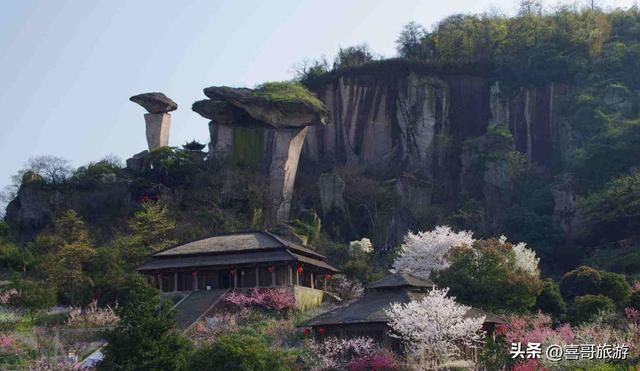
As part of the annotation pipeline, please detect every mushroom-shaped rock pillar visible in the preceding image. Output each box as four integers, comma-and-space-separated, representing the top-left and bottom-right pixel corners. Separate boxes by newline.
130, 92, 178, 150
192, 85, 327, 227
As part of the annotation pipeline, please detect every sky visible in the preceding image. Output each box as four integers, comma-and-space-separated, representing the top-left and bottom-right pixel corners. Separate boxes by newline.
0, 0, 637, 192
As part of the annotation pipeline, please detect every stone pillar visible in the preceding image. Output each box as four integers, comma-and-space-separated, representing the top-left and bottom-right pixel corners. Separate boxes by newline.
233, 272, 238, 289
173, 272, 178, 292
271, 269, 276, 287
130, 92, 178, 150
144, 113, 171, 149
193, 272, 198, 291
310, 271, 314, 289
266, 127, 309, 227
255, 266, 260, 288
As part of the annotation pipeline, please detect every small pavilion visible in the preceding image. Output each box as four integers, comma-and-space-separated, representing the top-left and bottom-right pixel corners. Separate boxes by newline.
300, 272, 505, 357
137, 231, 339, 293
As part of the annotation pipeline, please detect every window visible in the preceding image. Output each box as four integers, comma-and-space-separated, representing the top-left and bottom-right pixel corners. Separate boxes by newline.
258, 267, 273, 287
177, 272, 193, 291
161, 273, 174, 292
239, 268, 256, 288
275, 265, 289, 286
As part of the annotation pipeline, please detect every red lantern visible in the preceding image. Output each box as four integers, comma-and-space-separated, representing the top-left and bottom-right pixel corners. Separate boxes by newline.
495, 324, 506, 335
229, 269, 236, 275
267, 266, 275, 273
318, 327, 327, 335
324, 274, 332, 280
297, 266, 304, 273
157, 272, 163, 279
192, 271, 198, 278
303, 328, 311, 336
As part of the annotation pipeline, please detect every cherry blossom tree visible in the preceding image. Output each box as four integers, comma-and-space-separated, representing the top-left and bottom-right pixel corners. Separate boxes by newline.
392, 226, 475, 280
385, 288, 485, 366
499, 235, 540, 277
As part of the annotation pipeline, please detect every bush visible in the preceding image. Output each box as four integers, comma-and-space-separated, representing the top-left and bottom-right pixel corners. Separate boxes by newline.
560, 266, 602, 301
536, 279, 567, 318
599, 271, 631, 306
187, 333, 290, 371
98, 279, 192, 370
629, 291, 640, 310
570, 294, 616, 324
8, 278, 56, 312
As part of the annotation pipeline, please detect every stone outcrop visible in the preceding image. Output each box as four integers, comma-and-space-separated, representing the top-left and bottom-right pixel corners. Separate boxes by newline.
130, 92, 177, 150
130, 92, 178, 114
193, 86, 327, 227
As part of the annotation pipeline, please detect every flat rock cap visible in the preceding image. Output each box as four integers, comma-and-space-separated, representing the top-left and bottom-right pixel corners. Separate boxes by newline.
130, 92, 178, 114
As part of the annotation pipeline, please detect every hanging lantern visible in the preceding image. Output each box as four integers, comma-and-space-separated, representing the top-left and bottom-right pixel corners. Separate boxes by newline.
191, 271, 198, 278
157, 272, 164, 279
324, 274, 332, 280
495, 324, 506, 335
297, 266, 304, 273
318, 327, 327, 335
229, 269, 236, 275
303, 328, 311, 336
267, 266, 275, 273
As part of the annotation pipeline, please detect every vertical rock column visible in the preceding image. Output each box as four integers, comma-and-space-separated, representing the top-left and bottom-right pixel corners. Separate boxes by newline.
130, 92, 178, 150
192, 86, 327, 227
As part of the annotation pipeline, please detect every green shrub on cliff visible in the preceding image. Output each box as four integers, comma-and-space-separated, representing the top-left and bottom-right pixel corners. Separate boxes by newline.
253, 81, 324, 111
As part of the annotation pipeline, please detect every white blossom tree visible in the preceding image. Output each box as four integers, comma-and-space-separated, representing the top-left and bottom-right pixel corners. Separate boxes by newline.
385, 288, 485, 367
349, 237, 373, 255
499, 235, 540, 277
392, 226, 475, 280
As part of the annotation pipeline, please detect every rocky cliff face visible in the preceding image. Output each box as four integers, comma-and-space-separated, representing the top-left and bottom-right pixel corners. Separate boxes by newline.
490, 82, 566, 169
303, 73, 490, 178
300, 69, 568, 247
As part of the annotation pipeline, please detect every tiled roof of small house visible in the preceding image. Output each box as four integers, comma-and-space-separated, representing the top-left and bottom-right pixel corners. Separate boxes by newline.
367, 272, 435, 290
300, 273, 506, 327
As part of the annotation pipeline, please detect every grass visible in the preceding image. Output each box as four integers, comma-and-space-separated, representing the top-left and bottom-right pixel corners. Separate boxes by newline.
252, 81, 325, 111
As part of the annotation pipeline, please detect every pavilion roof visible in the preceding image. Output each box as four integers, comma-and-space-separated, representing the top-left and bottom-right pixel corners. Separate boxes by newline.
138, 231, 338, 272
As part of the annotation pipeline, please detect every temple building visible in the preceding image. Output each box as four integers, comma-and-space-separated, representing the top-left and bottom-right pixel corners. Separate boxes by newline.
137, 231, 339, 292
300, 272, 505, 357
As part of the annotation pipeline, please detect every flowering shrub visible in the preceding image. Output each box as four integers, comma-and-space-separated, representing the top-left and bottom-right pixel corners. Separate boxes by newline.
393, 226, 475, 280
385, 287, 485, 367
307, 336, 376, 370
346, 349, 398, 371
330, 276, 364, 302
0, 289, 19, 305
505, 313, 574, 346
0, 308, 21, 332
189, 313, 239, 347
65, 300, 119, 328
349, 238, 373, 255
223, 288, 296, 312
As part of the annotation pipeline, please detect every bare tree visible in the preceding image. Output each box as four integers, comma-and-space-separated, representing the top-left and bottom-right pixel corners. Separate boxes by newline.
26, 155, 73, 183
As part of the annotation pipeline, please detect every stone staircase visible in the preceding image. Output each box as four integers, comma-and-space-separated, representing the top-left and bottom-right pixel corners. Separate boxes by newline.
173, 289, 228, 331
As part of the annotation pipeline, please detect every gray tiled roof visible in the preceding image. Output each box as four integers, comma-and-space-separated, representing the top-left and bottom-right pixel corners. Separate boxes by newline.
137, 250, 294, 271
154, 232, 282, 257
367, 272, 435, 289
300, 287, 506, 327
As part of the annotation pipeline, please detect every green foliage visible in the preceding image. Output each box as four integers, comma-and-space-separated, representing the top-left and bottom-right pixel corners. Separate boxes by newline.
629, 291, 640, 310
118, 201, 176, 266
560, 266, 631, 306
433, 238, 543, 312
187, 333, 290, 371
560, 265, 602, 301
570, 294, 616, 324
333, 44, 375, 69
8, 277, 56, 312
72, 160, 124, 187
253, 81, 324, 111
579, 170, 640, 243
536, 279, 567, 318
599, 271, 631, 306
478, 335, 513, 371
99, 278, 192, 371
